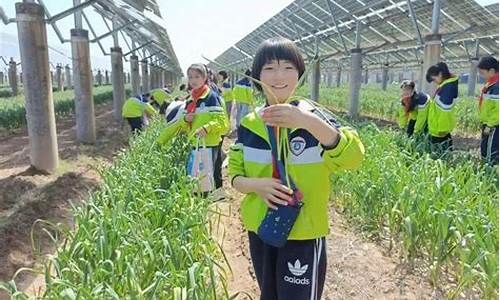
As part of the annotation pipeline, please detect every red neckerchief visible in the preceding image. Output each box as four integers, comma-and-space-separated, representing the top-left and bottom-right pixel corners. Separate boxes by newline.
191, 84, 209, 102
185, 85, 209, 126
479, 73, 499, 109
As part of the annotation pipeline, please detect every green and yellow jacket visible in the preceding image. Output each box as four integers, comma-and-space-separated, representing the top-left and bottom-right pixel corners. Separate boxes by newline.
228, 99, 364, 240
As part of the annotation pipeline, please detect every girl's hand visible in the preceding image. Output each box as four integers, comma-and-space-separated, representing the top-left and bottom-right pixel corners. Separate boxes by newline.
185, 113, 194, 122
196, 126, 207, 137
251, 178, 293, 210
261, 104, 310, 128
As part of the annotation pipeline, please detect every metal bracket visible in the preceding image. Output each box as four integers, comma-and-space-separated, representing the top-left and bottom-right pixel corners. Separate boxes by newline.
406, 0, 423, 46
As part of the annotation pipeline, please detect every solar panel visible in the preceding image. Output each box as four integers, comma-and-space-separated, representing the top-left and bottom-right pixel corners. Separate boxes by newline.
214, 0, 499, 71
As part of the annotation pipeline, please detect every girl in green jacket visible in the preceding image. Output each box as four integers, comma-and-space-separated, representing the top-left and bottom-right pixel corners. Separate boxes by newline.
228, 37, 364, 300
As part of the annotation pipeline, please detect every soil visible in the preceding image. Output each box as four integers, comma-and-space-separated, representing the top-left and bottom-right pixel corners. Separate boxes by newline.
213, 137, 447, 300
0, 102, 130, 299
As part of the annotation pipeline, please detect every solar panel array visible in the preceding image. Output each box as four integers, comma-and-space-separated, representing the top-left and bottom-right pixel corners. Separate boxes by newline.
90, 0, 182, 76
210, 0, 499, 73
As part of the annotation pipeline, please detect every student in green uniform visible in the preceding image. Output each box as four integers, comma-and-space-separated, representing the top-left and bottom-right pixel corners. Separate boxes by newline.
398, 80, 429, 137
228, 37, 364, 300
425, 62, 459, 154
157, 63, 228, 191
477, 56, 499, 165
148, 88, 171, 114
122, 95, 158, 132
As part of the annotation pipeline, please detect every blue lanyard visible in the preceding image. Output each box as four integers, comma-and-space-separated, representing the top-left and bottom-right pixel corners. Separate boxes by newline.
266, 126, 297, 191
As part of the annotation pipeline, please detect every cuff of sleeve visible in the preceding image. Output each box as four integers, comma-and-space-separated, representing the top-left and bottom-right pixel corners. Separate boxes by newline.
230, 174, 243, 187
321, 130, 342, 150
322, 131, 348, 157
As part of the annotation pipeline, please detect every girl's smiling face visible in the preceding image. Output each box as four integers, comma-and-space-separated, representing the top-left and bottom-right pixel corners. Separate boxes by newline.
259, 59, 299, 103
187, 69, 206, 90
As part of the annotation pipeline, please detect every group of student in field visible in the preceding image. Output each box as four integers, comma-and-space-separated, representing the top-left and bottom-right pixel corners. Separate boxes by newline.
120, 37, 497, 299
398, 57, 499, 165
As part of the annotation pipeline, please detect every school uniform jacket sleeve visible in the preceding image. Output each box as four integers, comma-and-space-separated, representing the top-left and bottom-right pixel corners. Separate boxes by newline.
202, 94, 229, 136
319, 120, 365, 172
414, 93, 429, 134
156, 104, 188, 146
228, 126, 245, 184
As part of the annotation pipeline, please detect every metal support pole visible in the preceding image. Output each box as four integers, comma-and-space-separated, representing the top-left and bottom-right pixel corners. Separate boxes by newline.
468, 40, 480, 96
111, 47, 125, 121
71, 28, 95, 143
421, 34, 442, 94
431, 0, 442, 35
65, 64, 72, 89
141, 59, 148, 93
349, 48, 362, 119
97, 70, 102, 86
8, 58, 18, 95
468, 58, 479, 96
149, 63, 155, 90
336, 67, 342, 87
311, 59, 320, 101
16, 2, 58, 171
327, 70, 333, 88
382, 64, 389, 91
55, 64, 64, 92
130, 54, 140, 95
105, 70, 109, 85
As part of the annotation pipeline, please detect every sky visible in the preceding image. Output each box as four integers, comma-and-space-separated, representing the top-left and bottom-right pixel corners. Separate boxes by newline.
0, 0, 497, 75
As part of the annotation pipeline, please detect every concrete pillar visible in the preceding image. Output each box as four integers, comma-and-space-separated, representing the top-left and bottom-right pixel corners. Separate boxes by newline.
55, 64, 64, 92
0, 71, 3, 85
364, 68, 369, 84
160, 69, 165, 88
16, 2, 58, 171
130, 55, 140, 96
105, 70, 109, 85
467, 58, 479, 97
111, 47, 125, 121
19, 72, 23, 84
311, 60, 320, 101
65, 64, 72, 89
149, 63, 156, 90
141, 59, 148, 93
326, 70, 333, 88
71, 28, 95, 144
336, 67, 342, 87
381, 64, 389, 91
421, 34, 442, 95
97, 70, 102, 86
127, 72, 130, 84
349, 48, 362, 119
8, 58, 18, 96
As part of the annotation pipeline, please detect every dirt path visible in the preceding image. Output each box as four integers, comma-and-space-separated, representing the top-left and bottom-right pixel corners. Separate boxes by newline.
0, 102, 129, 299
215, 137, 445, 300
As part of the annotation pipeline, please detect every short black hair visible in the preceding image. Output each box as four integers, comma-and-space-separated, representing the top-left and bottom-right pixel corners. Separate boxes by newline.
251, 37, 305, 91
218, 70, 228, 80
426, 62, 451, 83
478, 56, 499, 73
179, 83, 186, 91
